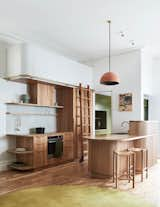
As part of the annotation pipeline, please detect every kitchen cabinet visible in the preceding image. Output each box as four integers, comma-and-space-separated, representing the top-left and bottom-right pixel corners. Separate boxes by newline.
28, 82, 55, 107
33, 135, 48, 168
7, 132, 74, 171
63, 132, 74, 161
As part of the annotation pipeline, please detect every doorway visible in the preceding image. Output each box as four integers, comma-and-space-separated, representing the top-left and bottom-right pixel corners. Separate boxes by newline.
95, 94, 112, 135
144, 97, 149, 121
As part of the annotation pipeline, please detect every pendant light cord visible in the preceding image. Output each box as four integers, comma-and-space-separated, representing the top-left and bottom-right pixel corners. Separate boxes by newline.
108, 20, 111, 72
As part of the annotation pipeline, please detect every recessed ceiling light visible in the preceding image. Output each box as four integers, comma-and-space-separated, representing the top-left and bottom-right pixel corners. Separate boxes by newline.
120, 31, 125, 37
130, 41, 135, 46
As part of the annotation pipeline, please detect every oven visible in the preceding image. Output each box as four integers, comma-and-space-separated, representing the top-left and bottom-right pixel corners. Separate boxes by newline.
48, 135, 63, 158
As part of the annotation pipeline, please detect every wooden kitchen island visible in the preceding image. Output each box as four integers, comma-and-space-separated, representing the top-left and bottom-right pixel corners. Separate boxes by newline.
86, 121, 159, 178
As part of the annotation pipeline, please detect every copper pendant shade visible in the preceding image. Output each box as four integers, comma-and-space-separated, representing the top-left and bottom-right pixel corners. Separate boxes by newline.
100, 20, 120, 85
100, 71, 120, 85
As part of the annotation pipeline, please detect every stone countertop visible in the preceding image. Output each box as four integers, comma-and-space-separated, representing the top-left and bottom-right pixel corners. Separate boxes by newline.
84, 133, 155, 142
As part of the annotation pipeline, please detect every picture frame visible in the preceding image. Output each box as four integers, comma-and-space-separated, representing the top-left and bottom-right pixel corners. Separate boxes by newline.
119, 93, 132, 111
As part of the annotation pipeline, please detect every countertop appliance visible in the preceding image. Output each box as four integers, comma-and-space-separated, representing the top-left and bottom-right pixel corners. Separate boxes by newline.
35, 127, 45, 134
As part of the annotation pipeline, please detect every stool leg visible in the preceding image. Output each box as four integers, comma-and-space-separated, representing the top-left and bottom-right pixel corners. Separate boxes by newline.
115, 154, 118, 189
113, 152, 115, 183
128, 155, 131, 183
146, 150, 148, 179
141, 150, 144, 182
132, 153, 135, 188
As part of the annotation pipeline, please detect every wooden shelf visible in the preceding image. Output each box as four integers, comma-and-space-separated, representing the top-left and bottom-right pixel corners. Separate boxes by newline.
7, 149, 33, 154
9, 164, 33, 171
6, 112, 57, 116
5, 102, 64, 109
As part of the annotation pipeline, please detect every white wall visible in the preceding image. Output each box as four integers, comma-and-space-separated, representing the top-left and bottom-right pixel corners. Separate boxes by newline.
7, 43, 93, 87
88, 50, 142, 132
150, 58, 160, 156
141, 47, 153, 95
7, 44, 25, 77
0, 42, 8, 77
140, 47, 153, 120
150, 58, 160, 121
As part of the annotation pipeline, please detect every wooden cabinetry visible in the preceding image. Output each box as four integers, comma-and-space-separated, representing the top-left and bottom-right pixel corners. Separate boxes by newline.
6, 76, 93, 167
129, 121, 159, 168
28, 82, 55, 107
56, 85, 93, 160
56, 86, 73, 132
47, 132, 74, 166
63, 132, 74, 161
7, 132, 74, 171
14, 136, 33, 170
33, 135, 48, 168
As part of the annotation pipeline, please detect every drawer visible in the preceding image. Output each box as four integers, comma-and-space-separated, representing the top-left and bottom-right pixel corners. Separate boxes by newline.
34, 136, 47, 144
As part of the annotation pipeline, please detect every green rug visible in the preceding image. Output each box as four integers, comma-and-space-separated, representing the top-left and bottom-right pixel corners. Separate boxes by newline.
0, 185, 153, 207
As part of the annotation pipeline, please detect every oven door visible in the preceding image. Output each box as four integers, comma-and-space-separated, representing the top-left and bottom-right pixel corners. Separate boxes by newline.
48, 137, 57, 158
48, 136, 63, 158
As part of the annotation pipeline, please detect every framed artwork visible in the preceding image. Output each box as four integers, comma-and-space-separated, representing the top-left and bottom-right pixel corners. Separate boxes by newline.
119, 93, 132, 111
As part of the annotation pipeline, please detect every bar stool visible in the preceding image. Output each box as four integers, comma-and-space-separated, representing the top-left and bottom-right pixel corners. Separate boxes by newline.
113, 150, 136, 188
128, 148, 148, 182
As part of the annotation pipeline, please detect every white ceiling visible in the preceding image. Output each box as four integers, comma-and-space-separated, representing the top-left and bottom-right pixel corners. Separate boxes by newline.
0, 0, 160, 61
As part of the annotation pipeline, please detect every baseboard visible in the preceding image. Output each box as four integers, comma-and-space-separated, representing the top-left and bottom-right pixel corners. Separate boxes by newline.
0, 160, 15, 172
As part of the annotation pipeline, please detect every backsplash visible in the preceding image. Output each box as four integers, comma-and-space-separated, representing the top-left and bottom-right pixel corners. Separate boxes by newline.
6, 105, 57, 134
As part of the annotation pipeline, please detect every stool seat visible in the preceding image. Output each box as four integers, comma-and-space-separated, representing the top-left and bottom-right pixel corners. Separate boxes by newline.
128, 147, 147, 152
114, 150, 135, 156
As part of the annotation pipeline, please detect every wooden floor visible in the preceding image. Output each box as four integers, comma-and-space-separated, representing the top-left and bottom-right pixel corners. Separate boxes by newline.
0, 160, 160, 206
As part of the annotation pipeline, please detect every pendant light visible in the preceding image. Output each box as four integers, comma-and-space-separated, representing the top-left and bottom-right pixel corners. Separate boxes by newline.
100, 20, 120, 85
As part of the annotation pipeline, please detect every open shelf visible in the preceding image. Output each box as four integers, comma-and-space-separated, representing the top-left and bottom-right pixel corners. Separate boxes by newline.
7, 149, 33, 154
6, 112, 57, 116
5, 102, 64, 109
9, 164, 33, 171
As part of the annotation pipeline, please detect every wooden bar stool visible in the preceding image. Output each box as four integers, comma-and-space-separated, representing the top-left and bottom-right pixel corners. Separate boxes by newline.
128, 148, 148, 182
113, 150, 136, 189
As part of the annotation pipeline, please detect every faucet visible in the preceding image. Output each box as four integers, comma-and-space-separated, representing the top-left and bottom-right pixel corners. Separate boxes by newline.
121, 121, 129, 128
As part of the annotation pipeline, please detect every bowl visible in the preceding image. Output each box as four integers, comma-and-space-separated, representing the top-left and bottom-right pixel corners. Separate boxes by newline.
16, 148, 26, 152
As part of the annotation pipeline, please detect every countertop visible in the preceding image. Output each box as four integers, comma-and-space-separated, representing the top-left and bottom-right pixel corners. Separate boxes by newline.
85, 133, 155, 142
6, 132, 71, 137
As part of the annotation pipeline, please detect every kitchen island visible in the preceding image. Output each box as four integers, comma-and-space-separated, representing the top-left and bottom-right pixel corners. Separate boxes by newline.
86, 121, 159, 178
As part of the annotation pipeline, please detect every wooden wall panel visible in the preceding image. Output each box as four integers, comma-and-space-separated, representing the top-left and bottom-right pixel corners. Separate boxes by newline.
56, 86, 73, 132
28, 83, 37, 104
